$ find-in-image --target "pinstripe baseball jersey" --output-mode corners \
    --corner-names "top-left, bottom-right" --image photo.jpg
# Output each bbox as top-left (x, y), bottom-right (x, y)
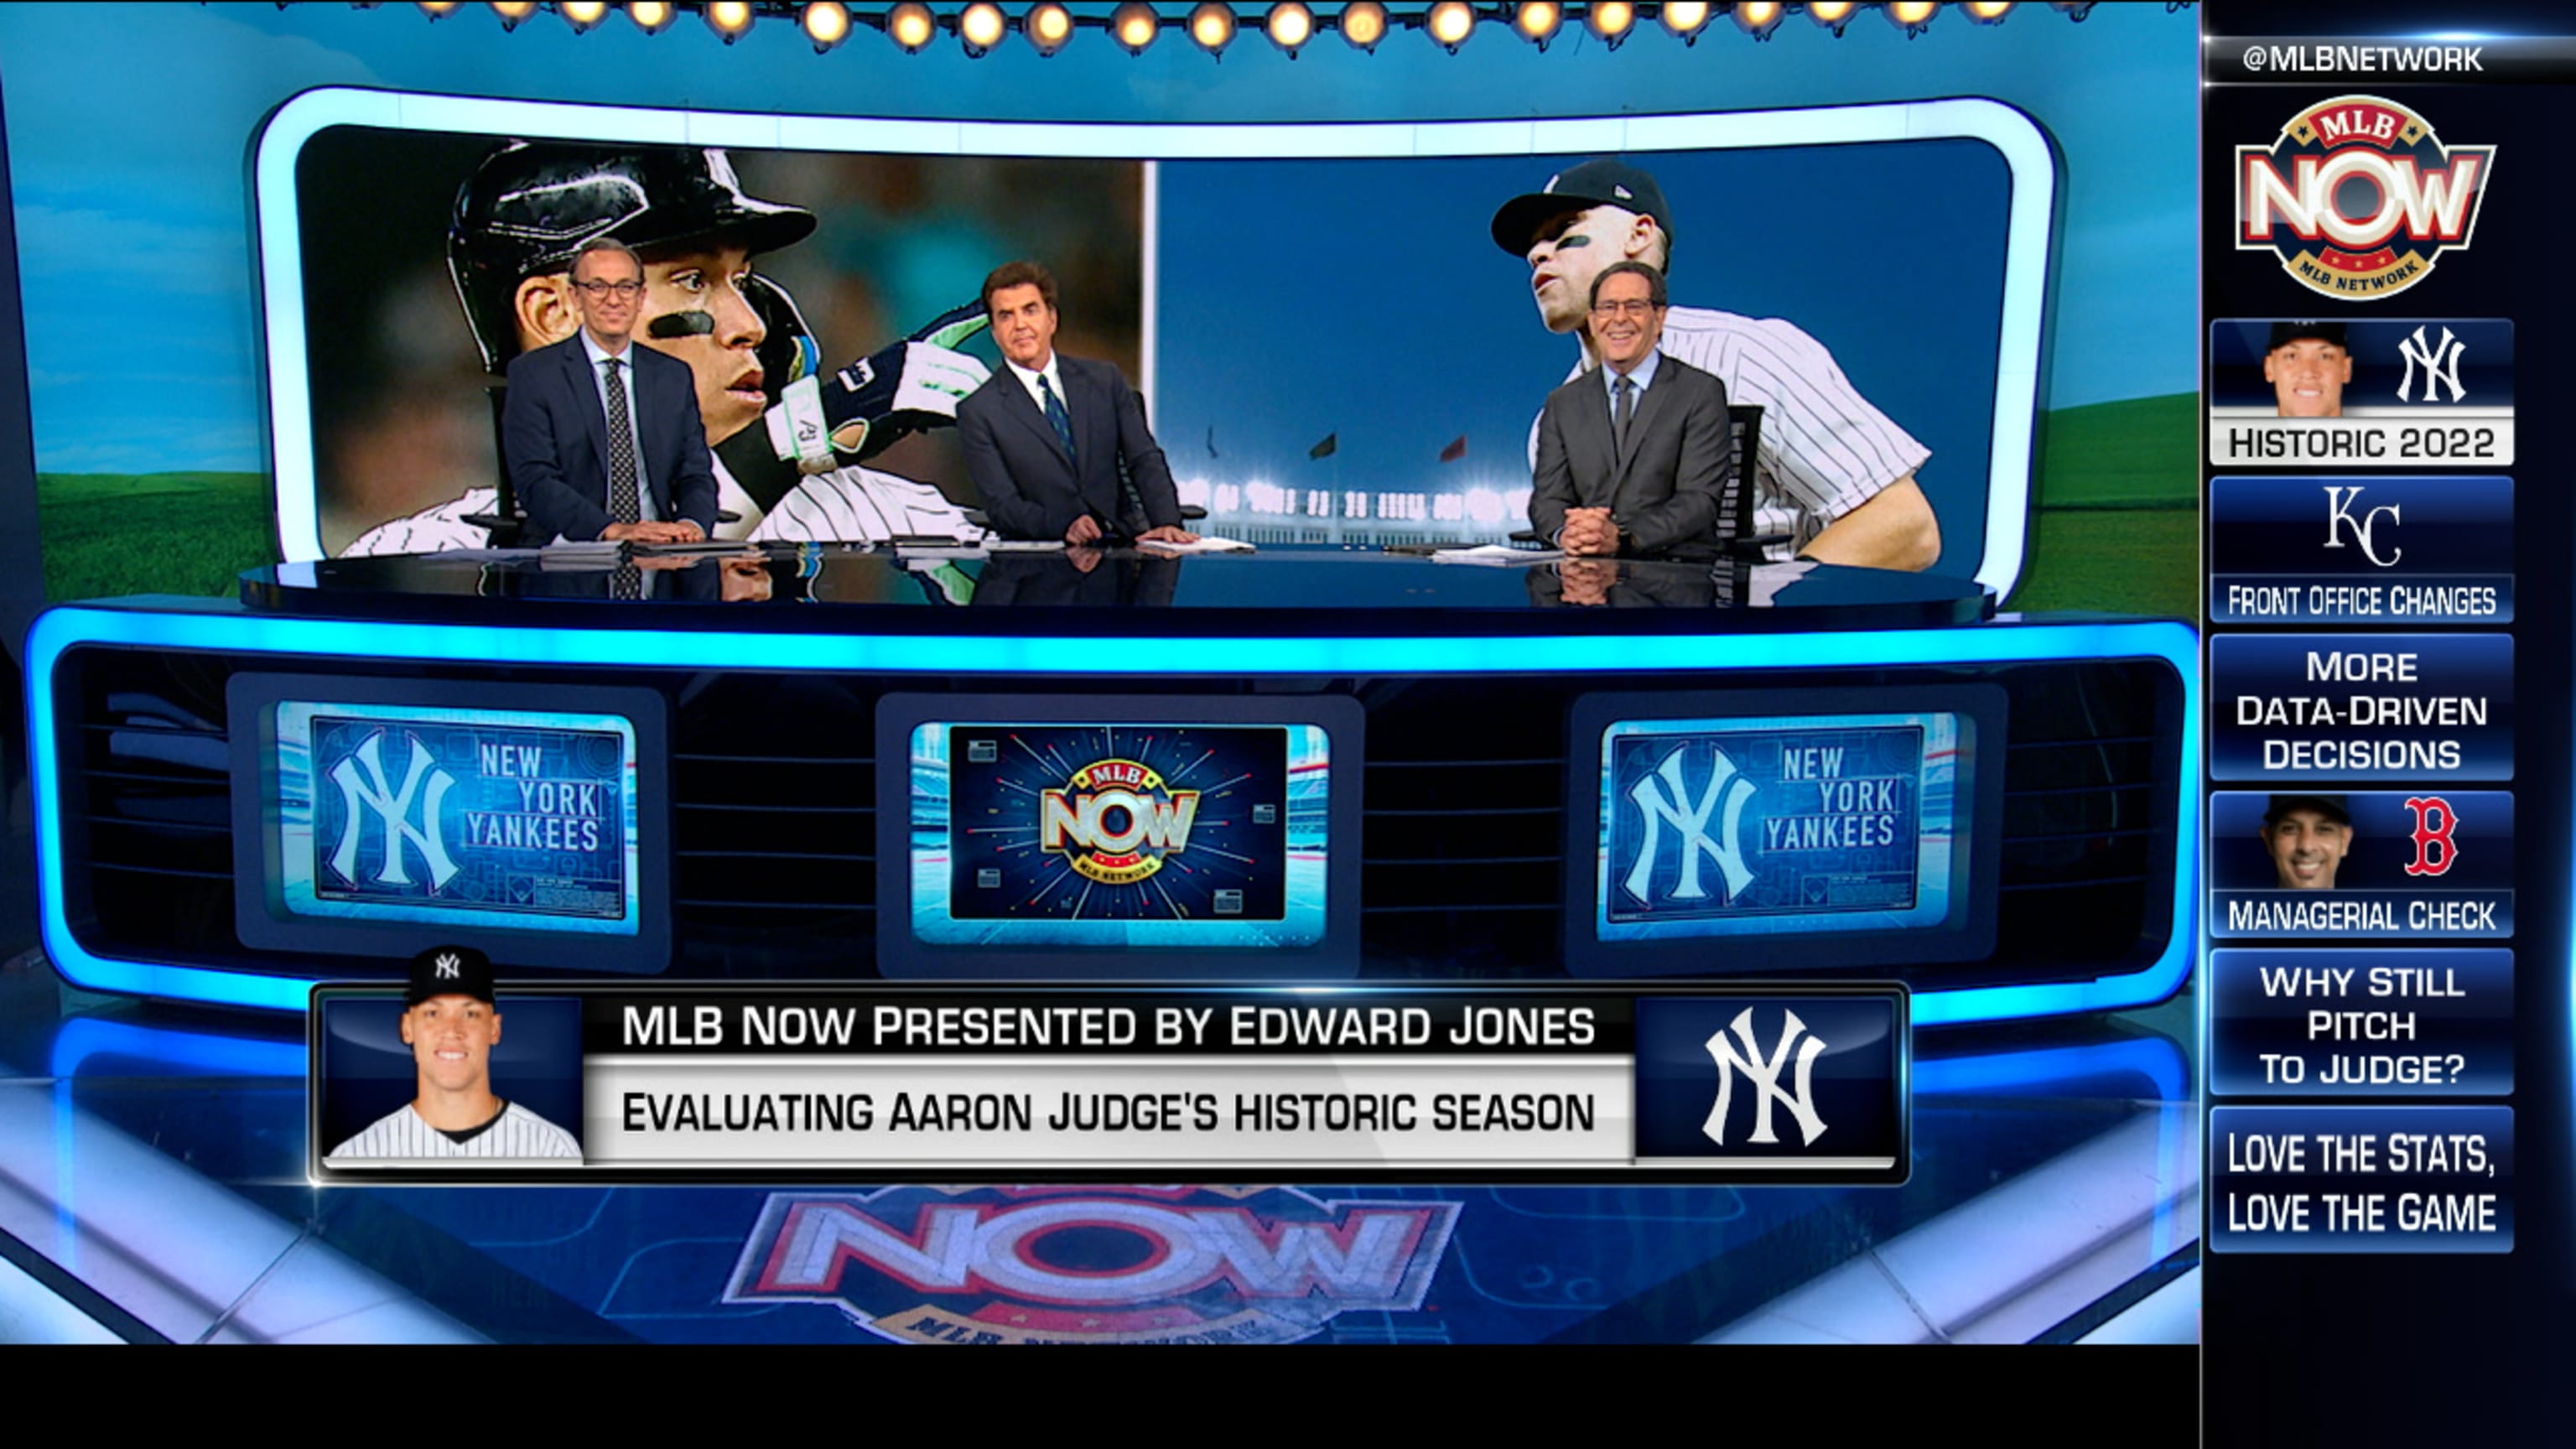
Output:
top-left (1529, 306), bottom-right (1931, 559)
top-left (327, 1100), bottom-right (582, 1161)
top-left (342, 457), bottom-right (980, 555)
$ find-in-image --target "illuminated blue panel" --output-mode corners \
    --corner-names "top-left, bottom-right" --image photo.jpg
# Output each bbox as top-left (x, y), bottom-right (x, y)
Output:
top-left (28, 605), bottom-right (2197, 1020)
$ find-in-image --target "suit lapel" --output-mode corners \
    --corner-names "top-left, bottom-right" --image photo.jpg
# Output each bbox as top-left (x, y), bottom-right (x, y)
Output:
top-left (1581, 377), bottom-right (1619, 505)
top-left (1063, 360), bottom-right (1103, 479)
top-left (1001, 368), bottom-right (1075, 473)
top-left (566, 337), bottom-right (611, 495)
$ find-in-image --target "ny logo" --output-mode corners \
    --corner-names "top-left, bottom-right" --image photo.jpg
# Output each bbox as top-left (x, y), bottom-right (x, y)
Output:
top-left (2396, 325), bottom-right (2467, 403)
top-left (434, 952), bottom-right (462, 980)
top-left (1703, 1007), bottom-right (1830, 1148)
top-left (327, 730), bottom-right (461, 891)
top-left (1623, 743), bottom-right (1756, 906)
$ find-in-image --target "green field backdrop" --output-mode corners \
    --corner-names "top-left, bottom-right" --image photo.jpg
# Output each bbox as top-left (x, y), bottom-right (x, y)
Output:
top-left (36, 392), bottom-right (2197, 615)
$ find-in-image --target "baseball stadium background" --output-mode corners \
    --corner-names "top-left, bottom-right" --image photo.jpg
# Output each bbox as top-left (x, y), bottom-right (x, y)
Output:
top-left (1, 2), bottom-right (2194, 613)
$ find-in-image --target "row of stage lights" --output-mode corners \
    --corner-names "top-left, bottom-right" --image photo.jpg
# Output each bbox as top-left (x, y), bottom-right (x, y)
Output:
top-left (406, 3), bottom-right (2111, 57)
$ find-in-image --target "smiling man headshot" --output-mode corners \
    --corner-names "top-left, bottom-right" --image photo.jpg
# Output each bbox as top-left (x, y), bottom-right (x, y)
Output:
top-left (327, 946), bottom-right (583, 1161)
top-left (2264, 320), bottom-right (2353, 418)
top-left (2261, 793), bottom-right (2354, 891)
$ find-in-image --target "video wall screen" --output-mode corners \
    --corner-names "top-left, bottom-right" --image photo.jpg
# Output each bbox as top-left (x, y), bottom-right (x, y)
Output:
top-left (229, 673), bottom-right (672, 972)
top-left (876, 694), bottom-right (1361, 979)
top-left (1565, 686), bottom-right (2006, 976)
top-left (254, 89), bottom-right (2052, 595)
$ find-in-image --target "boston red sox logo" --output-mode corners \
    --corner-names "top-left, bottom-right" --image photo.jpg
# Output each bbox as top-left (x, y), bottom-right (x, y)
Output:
top-left (2403, 795), bottom-right (2457, 878)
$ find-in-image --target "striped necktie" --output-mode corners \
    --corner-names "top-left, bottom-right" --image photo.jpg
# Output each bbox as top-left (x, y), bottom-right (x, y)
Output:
top-left (1038, 372), bottom-right (1078, 466)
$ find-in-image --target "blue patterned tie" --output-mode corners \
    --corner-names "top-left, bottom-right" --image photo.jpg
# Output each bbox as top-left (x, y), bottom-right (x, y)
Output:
top-left (1038, 372), bottom-right (1078, 467)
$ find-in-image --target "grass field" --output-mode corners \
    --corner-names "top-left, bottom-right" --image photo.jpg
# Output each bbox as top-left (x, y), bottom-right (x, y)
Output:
top-left (2005, 392), bottom-right (2197, 619)
top-left (38, 472), bottom-right (273, 602)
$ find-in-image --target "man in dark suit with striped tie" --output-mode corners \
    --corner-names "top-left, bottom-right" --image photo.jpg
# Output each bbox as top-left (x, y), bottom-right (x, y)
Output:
top-left (501, 236), bottom-right (719, 548)
top-left (1528, 261), bottom-right (1730, 562)
top-left (956, 260), bottom-right (1198, 547)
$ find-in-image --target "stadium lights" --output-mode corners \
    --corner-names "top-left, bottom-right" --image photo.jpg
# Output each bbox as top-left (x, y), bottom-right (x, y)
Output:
top-left (1884, 0), bottom-right (1938, 37)
top-left (488, 0), bottom-right (535, 29)
top-left (416, 0), bottom-right (460, 16)
top-left (1584, 0), bottom-right (1633, 48)
top-left (1661, 1), bottom-right (1711, 43)
top-left (1112, 1), bottom-right (1161, 53)
top-left (886, 2), bottom-right (936, 50)
top-left (1190, 2), bottom-right (1239, 55)
top-left (1726, 1), bottom-right (1779, 39)
top-left (1425, 0), bottom-right (1475, 51)
top-left (1026, 2), bottom-right (1075, 55)
top-left (800, 0), bottom-right (850, 49)
top-left (1512, 2), bottom-right (1561, 49)
top-left (704, 0), bottom-right (754, 42)
top-left (559, 0), bottom-right (609, 30)
top-left (1805, 0), bottom-right (1855, 35)
top-left (1961, 0), bottom-right (2013, 22)
top-left (959, 1), bottom-right (1008, 55)
top-left (626, 1), bottom-right (676, 33)
top-left (1264, 2), bottom-right (1314, 54)
top-left (1339, 0), bottom-right (1388, 50)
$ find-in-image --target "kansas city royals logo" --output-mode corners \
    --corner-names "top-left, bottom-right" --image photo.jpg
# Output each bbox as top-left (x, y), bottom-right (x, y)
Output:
top-left (1622, 742), bottom-right (1757, 906)
top-left (2238, 96), bottom-right (2494, 300)
top-left (1041, 758), bottom-right (1202, 886)
top-left (726, 1186), bottom-right (1458, 1345)
top-left (326, 730), bottom-right (461, 891)
top-left (1703, 1007), bottom-right (1830, 1148)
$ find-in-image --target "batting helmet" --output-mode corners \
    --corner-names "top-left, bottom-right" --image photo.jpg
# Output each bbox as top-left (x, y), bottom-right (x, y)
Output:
top-left (449, 141), bottom-right (819, 373)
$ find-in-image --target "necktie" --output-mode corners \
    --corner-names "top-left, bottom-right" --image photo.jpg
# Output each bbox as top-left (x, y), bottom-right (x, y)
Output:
top-left (1038, 372), bottom-right (1078, 467)
top-left (1613, 374), bottom-right (1635, 456)
top-left (603, 356), bottom-right (641, 526)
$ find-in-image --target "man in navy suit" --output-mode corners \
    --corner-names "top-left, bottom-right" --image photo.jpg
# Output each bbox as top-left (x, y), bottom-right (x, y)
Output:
top-left (957, 261), bottom-right (1197, 547)
top-left (502, 236), bottom-right (718, 544)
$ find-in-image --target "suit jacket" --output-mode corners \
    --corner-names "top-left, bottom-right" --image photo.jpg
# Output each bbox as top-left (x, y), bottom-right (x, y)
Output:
top-left (957, 353), bottom-right (1182, 542)
top-left (1528, 352), bottom-right (1731, 561)
top-left (502, 332), bottom-right (719, 544)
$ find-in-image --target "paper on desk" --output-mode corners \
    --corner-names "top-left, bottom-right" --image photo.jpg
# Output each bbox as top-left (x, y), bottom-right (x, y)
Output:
top-left (1136, 535), bottom-right (1254, 554)
top-left (1429, 543), bottom-right (1563, 566)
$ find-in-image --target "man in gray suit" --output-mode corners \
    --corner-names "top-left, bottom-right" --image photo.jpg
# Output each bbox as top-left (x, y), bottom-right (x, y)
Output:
top-left (1528, 261), bottom-right (1730, 561)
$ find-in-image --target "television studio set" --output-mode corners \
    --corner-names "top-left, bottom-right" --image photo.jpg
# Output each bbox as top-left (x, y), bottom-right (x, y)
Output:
top-left (0, 1), bottom-right (2565, 1437)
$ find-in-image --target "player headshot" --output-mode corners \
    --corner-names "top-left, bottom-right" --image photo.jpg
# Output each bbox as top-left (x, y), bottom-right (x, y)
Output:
top-left (326, 945), bottom-right (583, 1161)
top-left (2262, 794), bottom-right (2353, 891)
top-left (2263, 320), bottom-right (2351, 418)
top-left (1490, 158), bottom-right (1940, 571)
top-left (348, 141), bottom-right (985, 554)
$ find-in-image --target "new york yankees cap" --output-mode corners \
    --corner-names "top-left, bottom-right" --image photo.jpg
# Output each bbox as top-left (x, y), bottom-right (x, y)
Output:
top-left (1490, 158), bottom-right (1676, 257)
top-left (2265, 320), bottom-right (2347, 351)
top-left (406, 944), bottom-right (499, 1006)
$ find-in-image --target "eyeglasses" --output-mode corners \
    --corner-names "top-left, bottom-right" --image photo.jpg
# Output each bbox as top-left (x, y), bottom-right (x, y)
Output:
top-left (1588, 299), bottom-right (1662, 319)
top-left (573, 278), bottom-right (646, 299)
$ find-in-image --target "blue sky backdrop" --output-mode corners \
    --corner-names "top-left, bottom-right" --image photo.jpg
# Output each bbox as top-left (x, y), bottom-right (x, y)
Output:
top-left (0, 2), bottom-right (2195, 475)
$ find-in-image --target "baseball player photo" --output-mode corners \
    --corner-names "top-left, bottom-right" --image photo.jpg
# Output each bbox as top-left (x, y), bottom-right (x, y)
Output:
top-left (1492, 158), bottom-right (1943, 570)
top-left (344, 141), bottom-right (988, 555)
top-left (325, 945), bottom-right (584, 1163)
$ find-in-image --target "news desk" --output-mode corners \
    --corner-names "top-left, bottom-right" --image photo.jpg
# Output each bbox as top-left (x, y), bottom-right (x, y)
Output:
top-left (31, 543), bottom-right (2190, 1021)
top-left (11, 543), bottom-right (2204, 1343)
